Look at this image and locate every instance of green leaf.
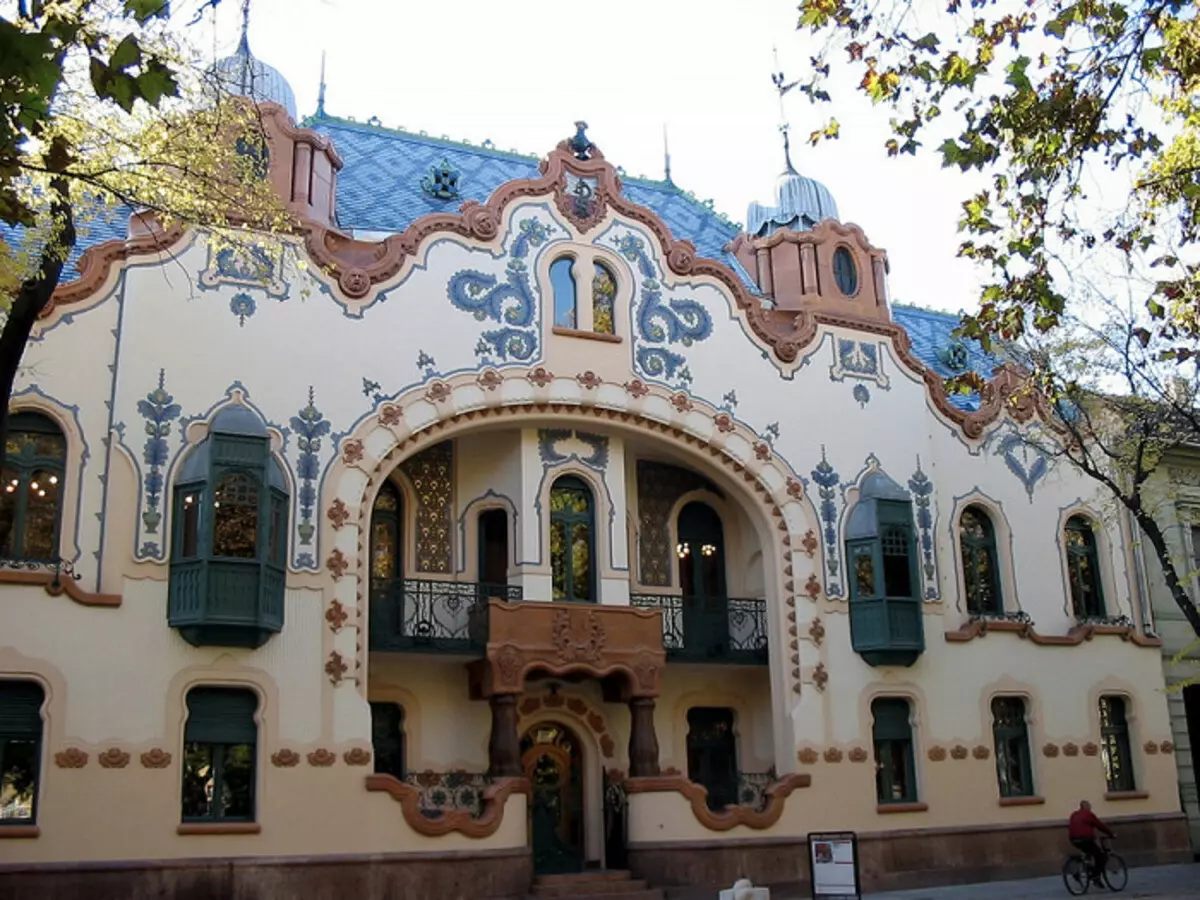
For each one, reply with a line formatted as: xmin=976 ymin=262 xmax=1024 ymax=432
xmin=136 ymin=61 xmax=177 ymax=107
xmin=109 ymin=34 xmax=142 ymax=73
xmin=124 ymin=0 xmax=171 ymax=24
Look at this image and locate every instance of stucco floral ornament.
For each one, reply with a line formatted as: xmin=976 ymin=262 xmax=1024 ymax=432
xmin=950 ymin=744 xmax=969 ymax=760
xmin=325 ymin=650 xmax=349 ymax=684
xmin=327 ymin=498 xmax=350 ymax=529
xmin=140 ymin=748 xmax=172 ymax=769
xmin=576 ymin=371 xmax=602 ymax=390
xmin=326 ymin=548 xmax=349 ymax=579
xmin=805 ymin=574 xmax=821 ymax=600
xmin=325 ymin=599 xmax=349 ymax=633
xmin=528 ymin=367 xmax=554 ymax=387
xmin=972 ymin=745 xmax=991 ymax=760
xmin=624 ymin=379 xmax=650 ymax=398
xmin=811 ymin=662 xmax=829 ymax=691
xmin=798 ymin=747 xmax=820 ymax=765
xmin=1083 ymin=742 xmax=1099 ymax=757
xmin=379 ymin=403 xmax=403 ymax=426
xmin=671 ymin=392 xmax=693 ymax=413
xmin=1042 ymin=743 xmax=1060 ymax=758
xmin=801 ymin=529 xmax=818 ymax=556
xmin=98 ymin=748 xmax=131 ymax=769
xmin=307 ymin=748 xmax=337 ymax=767
xmin=1161 ymin=740 xmax=1174 ymax=754
xmin=477 ymin=370 xmax=503 ymax=391
xmin=1062 ymin=742 xmax=1079 ymax=757
xmin=1143 ymin=740 xmax=1159 ymax=755
xmin=928 ymin=746 xmax=947 ymax=762
xmin=55 ymin=748 xmax=89 ymax=768
xmin=425 ymin=381 xmax=452 ymax=403
xmin=808 ymin=617 xmax=825 ymax=646
xmin=823 ymin=747 xmax=844 ymax=763
xmin=848 ymin=747 xmax=868 ymax=763
xmin=271 ymin=749 xmax=301 ymax=768
xmin=341 ymin=438 xmax=365 ymax=465
xmin=344 ymin=748 xmax=372 ymax=766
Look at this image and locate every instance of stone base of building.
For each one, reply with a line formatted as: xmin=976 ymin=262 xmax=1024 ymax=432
xmin=629 ymin=813 xmax=1193 ymax=899
xmin=0 ymin=846 xmax=532 ymax=900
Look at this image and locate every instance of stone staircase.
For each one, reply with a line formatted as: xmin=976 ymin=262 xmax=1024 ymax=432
xmin=527 ymin=870 xmax=664 ymax=900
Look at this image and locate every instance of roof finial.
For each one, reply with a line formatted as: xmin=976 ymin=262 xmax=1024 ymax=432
xmin=316 ymin=50 xmax=327 ymax=116
xmin=663 ymin=123 xmax=673 ymax=184
xmin=238 ymin=0 xmax=251 ymax=55
xmin=771 ymin=46 xmax=800 ymax=175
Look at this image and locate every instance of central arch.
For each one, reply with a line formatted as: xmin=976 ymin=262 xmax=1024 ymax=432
xmin=522 ymin=720 xmax=586 ymax=874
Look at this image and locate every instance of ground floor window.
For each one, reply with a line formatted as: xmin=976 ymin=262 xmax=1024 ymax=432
xmin=872 ymin=697 xmax=917 ymax=804
xmin=686 ymin=707 xmax=737 ymax=811
xmin=0 ymin=680 xmax=43 ymax=824
xmin=1099 ymin=695 xmax=1135 ymax=792
xmin=181 ymin=687 xmax=258 ymax=822
xmin=370 ymin=701 xmax=406 ymax=781
xmin=991 ymin=696 xmax=1034 ymax=798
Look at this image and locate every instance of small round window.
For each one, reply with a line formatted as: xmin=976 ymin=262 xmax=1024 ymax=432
xmin=833 ymin=247 xmax=858 ymax=296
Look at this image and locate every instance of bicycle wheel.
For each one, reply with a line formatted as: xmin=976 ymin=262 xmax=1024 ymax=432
xmin=1062 ymin=856 xmax=1091 ymax=895
xmin=1103 ymin=853 xmax=1128 ymax=892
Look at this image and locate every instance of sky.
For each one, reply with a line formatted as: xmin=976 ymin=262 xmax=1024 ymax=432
xmin=193 ymin=0 xmax=991 ymax=314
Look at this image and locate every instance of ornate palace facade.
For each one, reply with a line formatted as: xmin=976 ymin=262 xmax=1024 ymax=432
xmin=0 ymin=38 xmax=1192 ymax=899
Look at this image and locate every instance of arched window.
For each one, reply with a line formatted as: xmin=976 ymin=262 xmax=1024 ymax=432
xmin=686 ymin=708 xmax=737 ymax=811
xmin=370 ymin=701 xmax=405 ymax=781
xmin=833 ymin=247 xmax=858 ymax=296
xmin=550 ymin=257 xmax=577 ymax=329
xmin=0 ymin=679 xmax=44 ymax=825
xmin=550 ymin=475 xmax=594 ymax=603
xmin=960 ymin=506 xmax=1001 ymax=615
xmin=991 ymin=696 xmax=1033 ymax=798
xmin=592 ymin=262 xmax=616 ymax=335
xmin=371 ymin=481 xmax=403 ymax=581
xmin=0 ymin=412 xmax=66 ymax=561
xmin=676 ymin=501 xmax=725 ymax=597
xmin=1065 ymin=516 xmax=1105 ymax=618
xmin=181 ymin=686 xmax=258 ymax=823
xmin=478 ymin=508 xmax=508 ymax=586
xmin=1099 ymin=695 xmax=1134 ymax=792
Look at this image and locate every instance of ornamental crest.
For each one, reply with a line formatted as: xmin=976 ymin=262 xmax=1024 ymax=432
xmin=552 ymin=609 xmax=606 ymax=664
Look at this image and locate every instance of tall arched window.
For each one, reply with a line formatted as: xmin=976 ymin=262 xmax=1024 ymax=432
xmin=0 ymin=412 xmax=66 ymax=561
xmin=592 ymin=262 xmax=616 ymax=335
xmin=371 ymin=481 xmax=403 ymax=582
xmin=550 ymin=257 xmax=577 ymax=329
xmin=960 ymin=505 xmax=1001 ymax=615
xmin=478 ymin=508 xmax=508 ymax=586
xmin=676 ymin=501 xmax=725 ymax=597
xmin=686 ymin=707 xmax=737 ymax=811
xmin=550 ymin=475 xmax=594 ymax=603
xmin=1065 ymin=516 xmax=1105 ymax=618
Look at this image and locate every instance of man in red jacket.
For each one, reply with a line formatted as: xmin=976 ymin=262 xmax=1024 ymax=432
xmin=1069 ymin=800 xmax=1115 ymax=884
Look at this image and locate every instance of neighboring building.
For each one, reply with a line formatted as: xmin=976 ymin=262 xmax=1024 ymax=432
xmin=0 ymin=38 xmax=1192 ymax=898
xmin=1143 ymin=456 xmax=1200 ymax=857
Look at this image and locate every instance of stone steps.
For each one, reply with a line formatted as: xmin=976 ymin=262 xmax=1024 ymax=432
xmin=528 ymin=870 xmax=664 ymax=900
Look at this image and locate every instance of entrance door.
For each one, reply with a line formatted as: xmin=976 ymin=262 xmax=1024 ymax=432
xmin=522 ymin=722 xmax=584 ymax=874
xmin=677 ymin=502 xmax=728 ymax=658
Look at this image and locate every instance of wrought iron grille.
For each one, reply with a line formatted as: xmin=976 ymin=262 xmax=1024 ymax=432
xmin=403 ymin=770 xmax=492 ymax=818
xmin=0 ymin=555 xmax=81 ymax=588
xmin=629 ymin=594 xmax=768 ymax=664
xmin=734 ymin=770 xmax=777 ymax=812
xmin=369 ymin=578 xmax=521 ymax=653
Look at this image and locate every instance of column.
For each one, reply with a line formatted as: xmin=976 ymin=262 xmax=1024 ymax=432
xmin=628 ymin=696 xmax=660 ymax=777
xmin=487 ymin=693 xmax=522 ymax=778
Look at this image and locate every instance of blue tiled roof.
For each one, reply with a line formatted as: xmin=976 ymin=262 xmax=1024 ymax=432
xmin=0 ymin=202 xmax=132 ymax=276
xmin=892 ymin=304 xmax=1002 ymax=411
xmin=305 ymin=114 xmax=748 ymax=281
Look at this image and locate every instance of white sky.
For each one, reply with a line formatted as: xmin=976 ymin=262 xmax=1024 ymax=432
xmin=196 ymin=0 xmax=991 ymax=313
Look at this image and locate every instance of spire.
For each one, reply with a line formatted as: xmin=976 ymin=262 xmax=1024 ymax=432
xmin=771 ymin=46 xmax=800 ymax=175
xmin=238 ymin=0 xmax=251 ymax=55
xmin=316 ymin=50 xmax=327 ymax=116
xmin=663 ymin=124 xmax=673 ymax=184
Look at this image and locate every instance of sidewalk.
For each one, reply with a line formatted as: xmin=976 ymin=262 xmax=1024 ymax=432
xmin=867 ymin=862 xmax=1200 ymax=899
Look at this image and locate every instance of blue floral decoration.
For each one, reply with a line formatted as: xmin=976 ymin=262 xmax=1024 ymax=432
xmin=907 ymin=461 xmax=938 ymax=599
xmin=811 ymin=447 xmax=842 ymax=596
xmin=613 ymin=233 xmax=712 ymax=383
xmin=290 ymin=387 xmax=331 ymax=552
xmin=230 ymin=292 xmax=256 ymax=327
xmin=136 ymin=369 xmax=181 ymax=540
xmin=853 ymin=383 xmax=870 ymax=407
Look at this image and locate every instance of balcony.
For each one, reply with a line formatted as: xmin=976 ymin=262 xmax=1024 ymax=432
xmin=849 ymin=597 xmax=924 ymax=667
xmin=629 ymin=594 xmax=767 ymax=664
xmin=168 ymin=558 xmax=285 ymax=649
xmin=369 ymin=578 xmax=521 ymax=654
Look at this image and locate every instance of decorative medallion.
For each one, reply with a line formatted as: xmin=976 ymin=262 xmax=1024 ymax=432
xmin=98 ymin=748 xmax=131 ymax=769
xmin=271 ymin=749 xmax=301 ymax=768
xmin=576 ymin=371 xmax=602 ymax=390
xmin=624 ymin=379 xmax=650 ymax=398
xmin=1042 ymin=743 xmax=1059 ymax=758
xmin=950 ymin=744 xmax=969 ymax=760
xmin=812 ymin=662 xmax=828 ymax=691
xmin=671 ymin=392 xmax=693 ymax=413
xmin=339 ymin=267 xmax=371 ymax=299
xmin=341 ymin=438 xmax=365 ymax=466
xmin=344 ymin=748 xmax=373 ymax=766
xmin=421 ymin=157 xmax=462 ymax=200
xmin=848 ymin=747 xmax=868 ymax=763
xmin=307 ymin=748 xmax=337 ymax=767
xmin=327 ymin=498 xmax=350 ymax=530
xmin=477 ymin=370 xmax=503 ymax=391
xmin=1144 ymin=740 xmax=1159 ymax=755
xmin=326 ymin=548 xmax=349 ymax=579
xmin=325 ymin=600 xmax=349 ymax=633
xmin=229 ymin=292 xmax=256 ymax=327
xmin=528 ymin=367 xmax=555 ymax=387
xmin=801 ymin=529 xmax=818 ymax=556
xmin=1062 ymin=742 xmax=1079 ymax=757
xmin=325 ymin=650 xmax=348 ymax=685
xmin=379 ymin=403 xmax=403 ymax=426
xmin=972 ymin=744 xmax=991 ymax=760
xmin=823 ymin=747 xmax=843 ymax=763
xmin=1161 ymin=740 xmax=1175 ymax=754
xmin=140 ymin=748 xmax=172 ymax=769
xmin=55 ymin=748 xmax=89 ymax=769
xmin=713 ymin=413 xmax=735 ymax=434
xmin=928 ymin=746 xmax=947 ymax=762
xmin=808 ymin=617 xmax=825 ymax=646
xmin=552 ymin=610 xmax=606 ymax=664
xmin=798 ymin=748 xmax=820 ymax=765
xmin=425 ymin=382 xmax=451 ymax=404
xmin=1083 ymin=742 xmax=1099 ymax=757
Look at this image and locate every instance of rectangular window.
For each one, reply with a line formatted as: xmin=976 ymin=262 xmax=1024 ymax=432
xmin=686 ymin=708 xmax=738 ymax=811
xmin=1190 ymin=524 xmax=1200 ymax=591
xmin=0 ymin=681 xmax=44 ymax=825
xmin=370 ymin=701 xmax=405 ymax=781
xmin=991 ymin=696 xmax=1034 ymax=798
xmin=850 ymin=542 xmax=876 ymax=599
xmin=872 ymin=697 xmax=917 ymax=804
xmin=182 ymin=687 xmax=258 ymax=822
xmin=1099 ymin=695 xmax=1135 ymax=793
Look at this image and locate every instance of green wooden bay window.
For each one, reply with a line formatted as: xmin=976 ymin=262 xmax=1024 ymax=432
xmin=0 ymin=680 xmax=44 ymax=825
xmin=846 ymin=472 xmax=924 ymax=666
xmin=991 ymin=697 xmax=1034 ymax=798
xmin=181 ymin=687 xmax=257 ymax=823
xmin=872 ymin=697 xmax=917 ymax=804
xmin=168 ymin=407 xmax=288 ymax=648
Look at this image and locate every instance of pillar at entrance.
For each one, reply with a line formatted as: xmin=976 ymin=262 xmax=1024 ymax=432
xmin=628 ymin=696 xmax=660 ymax=777
xmin=487 ymin=693 xmax=522 ymax=777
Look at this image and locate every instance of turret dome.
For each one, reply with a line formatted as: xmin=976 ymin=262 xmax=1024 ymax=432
xmin=210 ymin=33 xmax=297 ymax=120
xmin=746 ymin=145 xmax=839 ymax=238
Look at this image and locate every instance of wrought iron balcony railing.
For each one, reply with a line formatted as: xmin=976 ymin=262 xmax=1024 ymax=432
xmin=629 ymin=594 xmax=768 ymax=664
xmin=369 ymin=578 xmax=521 ymax=653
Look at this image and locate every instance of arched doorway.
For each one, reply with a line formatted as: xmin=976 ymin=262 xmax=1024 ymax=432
xmin=522 ymin=721 xmax=585 ymax=874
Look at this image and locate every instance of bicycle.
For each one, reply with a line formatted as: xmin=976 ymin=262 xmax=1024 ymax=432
xmin=1062 ymin=837 xmax=1128 ymax=894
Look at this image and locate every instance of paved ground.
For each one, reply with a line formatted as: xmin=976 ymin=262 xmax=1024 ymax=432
xmin=867 ymin=863 xmax=1200 ymax=899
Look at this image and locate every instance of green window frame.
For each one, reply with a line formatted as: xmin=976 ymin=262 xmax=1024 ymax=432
xmin=591 ymin=262 xmax=616 ymax=335
xmin=1065 ymin=516 xmax=1105 ymax=618
xmin=1099 ymin=695 xmax=1135 ymax=793
xmin=549 ymin=475 xmax=595 ymax=603
xmin=991 ymin=696 xmax=1034 ymax=798
xmin=872 ymin=697 xmax=917 ymax=804
xmin=181 ymin=687 xmax=258 ymax=823
xmin=550 ymin=257 xmax=578 ymax=329
xmin=370 ymin=701 xmax=406 ymax=782
xmin=847 ymin=500 xmax=918 ymax=602
xmin=370 ymin=481 xmax=403 ymax=582
xmin=686 ymin=707 xmax=738 ymax=811
xmin=960 ymin=506 xmax=1002 ymax=615
xmin=0 ymin=680 xmax=44 ymax=825
xmin=0 ymin=412 xmax=66 ymax=562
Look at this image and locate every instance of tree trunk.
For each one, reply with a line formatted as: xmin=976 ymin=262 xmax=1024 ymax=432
xmin=1130 ymin=502 xmax=1200 ymax=638
xmin=0 ymin=177 xmax=75 ymax=480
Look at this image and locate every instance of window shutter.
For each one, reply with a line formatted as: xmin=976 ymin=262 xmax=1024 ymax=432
xmin=185 ymin=688 xmax=258 ymax=744
xmin=0 ymin=680 xmax=45 ymax=738
xmin=872 ymin=698 xmax=911 ymax=741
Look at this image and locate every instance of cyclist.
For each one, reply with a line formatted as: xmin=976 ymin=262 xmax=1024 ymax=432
xmin=1068 ymin=799 xmax=1114 ymax=885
